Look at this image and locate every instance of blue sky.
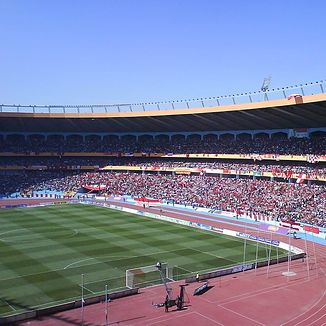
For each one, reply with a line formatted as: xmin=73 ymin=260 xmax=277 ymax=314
xmin=0 ymin=0 xmax=325 ymax=105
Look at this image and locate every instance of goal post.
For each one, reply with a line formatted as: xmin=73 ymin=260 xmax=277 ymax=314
xmin=126 ymin=262 xmax=174 ymax=289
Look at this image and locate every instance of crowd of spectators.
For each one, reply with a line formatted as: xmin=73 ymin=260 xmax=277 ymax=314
xmin=1 ymin=133 xmax=325 ymax=227
xmin=1 ymin=134 xmax=326 ymax=155
xmin=1 ymin=157 xmax=326 ymax=179
xmin=0 ymin=171 xmax=75 ymax=196
xmin=1 ymin=171 xmax=325 ymax=227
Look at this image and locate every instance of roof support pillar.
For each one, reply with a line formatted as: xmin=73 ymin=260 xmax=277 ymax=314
xmin=301 ymin=87 xmax=305 ymax=96
xmin=320 ymin=84 xmax=324 ymax=93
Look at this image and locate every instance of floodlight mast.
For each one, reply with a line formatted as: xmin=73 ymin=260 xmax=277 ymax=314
xmin=261 ymin=76 xmax=272 ymax=100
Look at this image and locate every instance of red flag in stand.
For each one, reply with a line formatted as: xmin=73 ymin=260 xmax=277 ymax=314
xmin=303 ymin=225 xmax=320 ymax=234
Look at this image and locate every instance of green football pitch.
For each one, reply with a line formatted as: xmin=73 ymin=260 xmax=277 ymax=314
xmin=0 ymin=204 xmax=287 ymax=316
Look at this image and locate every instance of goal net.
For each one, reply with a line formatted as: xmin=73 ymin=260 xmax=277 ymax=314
xmin=126 ymin=262 xmax=174 ymax=289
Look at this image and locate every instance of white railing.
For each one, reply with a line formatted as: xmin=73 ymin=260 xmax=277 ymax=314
xmin=1 ymin=79 xmax=325 ymax=114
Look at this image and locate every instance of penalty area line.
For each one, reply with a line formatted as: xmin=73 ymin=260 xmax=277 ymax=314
xmin=63 ymin=248 xmax=193 ymax=270
xmin=81 ymin=285 xmax=96 ymax=295
xmin=0 ymin=298 xmax=17 ymax=311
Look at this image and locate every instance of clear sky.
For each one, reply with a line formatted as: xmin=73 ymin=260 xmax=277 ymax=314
xmin=0 ymin=0 xmax=325 ymax=105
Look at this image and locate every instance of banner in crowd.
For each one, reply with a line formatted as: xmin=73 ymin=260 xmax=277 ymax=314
xmin=279 ymin=220 xmax=301 ymax=231
xmin=82 ymin=184 xmax=107 ymax=191
xmin=134 ymin=197 xmax=161 ymax=206
xmin=303 ymin=225 xmax=320 ymax=234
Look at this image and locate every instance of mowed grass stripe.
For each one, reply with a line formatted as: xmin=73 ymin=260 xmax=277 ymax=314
xmin=0 ymin=205 xmax=281 ymax=272
xmin=0 ymin=207 xmax=145 ymax=271
xmin=0 ymin=206 xmax=131 ymax=310
xmin=27 ymin=206 xmax=219 ymax=270
xmin=0 ymin=204 xmax=288 ymax=316
xmin=0 ymin=210 xmax=87 ymax=273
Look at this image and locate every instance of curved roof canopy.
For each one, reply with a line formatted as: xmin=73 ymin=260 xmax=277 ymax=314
xmin=0 ymin=94 xmax=326 ymax=133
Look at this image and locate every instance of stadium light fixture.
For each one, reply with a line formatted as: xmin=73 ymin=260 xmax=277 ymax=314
xmin=261 ymin=77 xmax=271 ymax=92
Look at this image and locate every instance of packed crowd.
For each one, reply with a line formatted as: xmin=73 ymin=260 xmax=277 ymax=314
xmin=1 ymin=171 xmax=325 ymax=227
xmin=1 ymin=156 xmax=326 ymax=179
xmin=0 ymin=171 xmax=76 ymax=196
xmin=1 ymin=134 xmax=326 ymax=155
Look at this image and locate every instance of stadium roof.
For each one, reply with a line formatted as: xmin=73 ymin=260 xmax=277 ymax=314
xmin=1 ymin=93 xmax=326 ymax=133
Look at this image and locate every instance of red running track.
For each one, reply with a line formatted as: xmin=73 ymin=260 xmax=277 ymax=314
xmin=6 ymin=200 xmax=326 ymax=326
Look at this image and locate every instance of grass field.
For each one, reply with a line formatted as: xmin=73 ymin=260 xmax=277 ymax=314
xmin=0 ymin=204 xmax=287 ymax=316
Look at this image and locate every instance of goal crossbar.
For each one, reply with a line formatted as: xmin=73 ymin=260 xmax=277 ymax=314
xmin=126 ymin=262 xmax=173 ymax=289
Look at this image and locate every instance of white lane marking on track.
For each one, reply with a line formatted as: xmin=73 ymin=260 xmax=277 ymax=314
xmin=280 ymin=289 xmax=326 ymax=326
xmin=143 ymin=311 xmax=196 ymax=326
xmin=218 ymin=276 xmax=313 ymax=306
xmin=307 ymin=313 xmax=326 ymax=326
xmin=194 ymin=312 xmax=225 ymax=325
xmin=219 ymin=304 xmax=265 ymax=326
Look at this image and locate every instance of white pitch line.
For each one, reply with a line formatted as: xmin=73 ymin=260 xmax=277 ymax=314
xmin=81 ymin=285 xmax=95 ymax=295
xmin=64 ymin=257 xmax=97 ymax=270
xmin=64 ymin=254 xmax=138 ymax=269
xmin=0 ymin=248 xmax=190 ymax=282
xmin=0 ymin=228 xmax=79 ymax=243
xmin=176 ymin=266 xmax=193 ymax=274
xmin=0 ymin=229 xmax=26 ymax=236
xmin=190 ymin=247 xmax=235 ymax=261
xmin=1 ymin=298 xmax=17 ymax=311
xmin=63 ymin=247 xmax=191 ymax=270
xmin=0 ymin=228 xmax=27 ymax=242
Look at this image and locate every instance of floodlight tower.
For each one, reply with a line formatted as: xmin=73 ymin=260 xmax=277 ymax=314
xmin=261 ymin=76 xmax=272 ymax=100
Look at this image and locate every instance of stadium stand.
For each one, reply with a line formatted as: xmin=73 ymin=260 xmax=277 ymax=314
xmin=1 ymin=90 xmax=326 ymax=228
xmin=1 ymin=171 xmax=324 ymax=227
xmin=1 ymin=133 xmax=326 ymax=154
